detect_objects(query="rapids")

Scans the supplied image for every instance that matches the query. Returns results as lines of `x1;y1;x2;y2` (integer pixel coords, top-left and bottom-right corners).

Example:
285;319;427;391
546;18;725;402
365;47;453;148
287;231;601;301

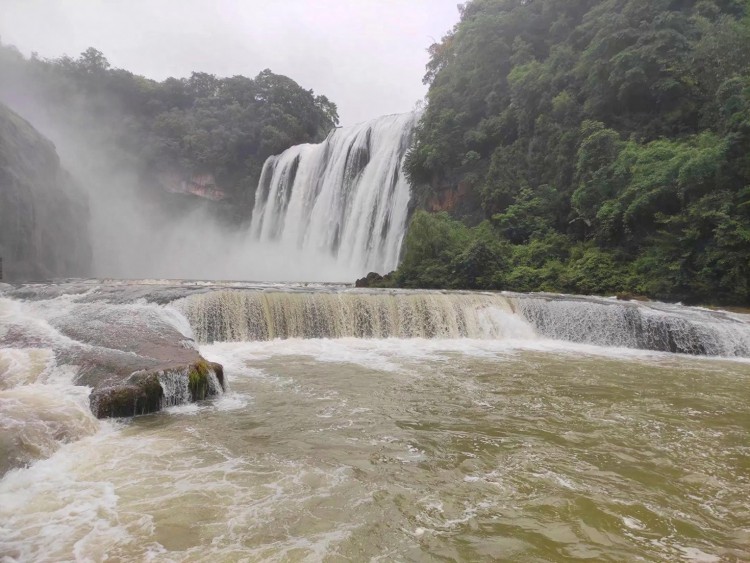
1;280;749;561
175;287;750;357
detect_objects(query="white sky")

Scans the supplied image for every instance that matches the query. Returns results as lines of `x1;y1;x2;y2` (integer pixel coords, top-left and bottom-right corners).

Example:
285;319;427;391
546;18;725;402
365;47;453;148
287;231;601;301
0;0;462;126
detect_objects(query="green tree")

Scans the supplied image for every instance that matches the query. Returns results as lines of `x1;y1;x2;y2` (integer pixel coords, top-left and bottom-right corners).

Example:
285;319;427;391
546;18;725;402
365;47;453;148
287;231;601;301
396;0;750;305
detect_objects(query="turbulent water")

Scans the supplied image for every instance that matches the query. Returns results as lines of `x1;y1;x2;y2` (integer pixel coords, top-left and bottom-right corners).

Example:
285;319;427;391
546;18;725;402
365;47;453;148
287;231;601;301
177;288;750;357
250;113;418;276
1;280;749;561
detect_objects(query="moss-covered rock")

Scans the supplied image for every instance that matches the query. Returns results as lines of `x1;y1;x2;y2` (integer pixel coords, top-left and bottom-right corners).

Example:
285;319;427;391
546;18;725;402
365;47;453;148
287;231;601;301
89;357;225;419
188;359;211;401
90;382;162;418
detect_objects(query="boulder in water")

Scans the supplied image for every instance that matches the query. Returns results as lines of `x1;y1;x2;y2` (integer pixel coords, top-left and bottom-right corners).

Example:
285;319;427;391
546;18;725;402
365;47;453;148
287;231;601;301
90;360;224;418
1;281;227;419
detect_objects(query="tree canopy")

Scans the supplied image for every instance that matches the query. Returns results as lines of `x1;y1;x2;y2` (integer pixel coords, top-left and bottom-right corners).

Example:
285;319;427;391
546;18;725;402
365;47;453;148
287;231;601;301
392;0;750;305
0;43;339;215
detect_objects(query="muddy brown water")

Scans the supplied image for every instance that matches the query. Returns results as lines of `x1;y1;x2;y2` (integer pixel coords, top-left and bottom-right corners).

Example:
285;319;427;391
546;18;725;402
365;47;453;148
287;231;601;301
2;338;748;561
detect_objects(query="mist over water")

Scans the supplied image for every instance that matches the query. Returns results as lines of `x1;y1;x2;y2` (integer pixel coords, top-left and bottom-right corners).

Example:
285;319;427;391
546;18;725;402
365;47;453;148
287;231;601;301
0;87;417;281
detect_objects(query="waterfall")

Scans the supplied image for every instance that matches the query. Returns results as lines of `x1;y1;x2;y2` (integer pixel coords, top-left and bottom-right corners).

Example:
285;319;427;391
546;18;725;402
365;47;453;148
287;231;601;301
176;289;750;358
515;297;750;357
158;369;192;408
249;112;418;276
157;366;224;408
177;290;529;342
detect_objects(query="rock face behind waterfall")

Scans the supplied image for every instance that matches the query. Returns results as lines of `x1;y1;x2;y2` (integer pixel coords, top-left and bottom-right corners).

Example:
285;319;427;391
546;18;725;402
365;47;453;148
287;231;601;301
0;103;91;280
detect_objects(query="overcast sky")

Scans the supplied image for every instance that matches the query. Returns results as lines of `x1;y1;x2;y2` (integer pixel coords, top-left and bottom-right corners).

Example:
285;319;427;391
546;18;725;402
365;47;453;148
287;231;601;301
1;0;461;126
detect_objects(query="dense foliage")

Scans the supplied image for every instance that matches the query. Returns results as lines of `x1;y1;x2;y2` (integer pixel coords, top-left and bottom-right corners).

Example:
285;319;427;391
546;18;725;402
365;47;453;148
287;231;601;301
0;42;338;213
395;0;750;305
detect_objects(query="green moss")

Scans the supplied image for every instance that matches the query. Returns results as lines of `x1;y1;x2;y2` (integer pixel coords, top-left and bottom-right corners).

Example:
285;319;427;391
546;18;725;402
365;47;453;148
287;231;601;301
188;360;211;401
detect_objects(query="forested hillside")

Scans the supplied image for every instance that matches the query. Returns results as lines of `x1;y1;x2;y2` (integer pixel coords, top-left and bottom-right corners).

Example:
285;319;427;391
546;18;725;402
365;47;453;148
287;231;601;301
392;0;750;305
0;43;338;215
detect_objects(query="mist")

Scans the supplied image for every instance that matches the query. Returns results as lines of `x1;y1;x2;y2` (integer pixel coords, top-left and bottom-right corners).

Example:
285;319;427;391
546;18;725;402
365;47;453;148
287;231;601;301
6;100;357;282
0;3;461;282
0;57;409;282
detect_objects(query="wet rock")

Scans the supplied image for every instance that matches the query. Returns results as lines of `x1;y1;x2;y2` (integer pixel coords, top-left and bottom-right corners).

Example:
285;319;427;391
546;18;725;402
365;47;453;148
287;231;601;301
0;102;91;280
0;285;226;419
89;361;225;418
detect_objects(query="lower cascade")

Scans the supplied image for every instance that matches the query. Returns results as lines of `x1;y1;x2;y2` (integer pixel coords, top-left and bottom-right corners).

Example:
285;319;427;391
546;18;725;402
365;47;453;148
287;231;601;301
158;367;224;408
176;289;750;357
249;112;418;276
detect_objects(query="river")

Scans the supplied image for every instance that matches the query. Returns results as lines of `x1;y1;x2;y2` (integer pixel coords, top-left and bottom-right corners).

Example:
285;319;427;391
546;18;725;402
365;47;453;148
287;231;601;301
1;280;749;561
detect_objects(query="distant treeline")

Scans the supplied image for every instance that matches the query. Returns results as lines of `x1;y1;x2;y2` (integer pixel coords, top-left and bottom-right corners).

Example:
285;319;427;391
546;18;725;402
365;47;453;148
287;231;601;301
0;42;338;212
385;0;750;305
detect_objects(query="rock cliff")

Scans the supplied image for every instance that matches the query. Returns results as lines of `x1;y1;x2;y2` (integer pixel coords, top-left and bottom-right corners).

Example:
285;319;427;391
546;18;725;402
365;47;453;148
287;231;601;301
0;103;91;280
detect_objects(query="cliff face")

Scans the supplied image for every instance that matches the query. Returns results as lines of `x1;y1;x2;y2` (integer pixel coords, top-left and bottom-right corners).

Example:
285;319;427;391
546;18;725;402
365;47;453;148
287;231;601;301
157;171;228;201
423;177;484;226
0;103;91;280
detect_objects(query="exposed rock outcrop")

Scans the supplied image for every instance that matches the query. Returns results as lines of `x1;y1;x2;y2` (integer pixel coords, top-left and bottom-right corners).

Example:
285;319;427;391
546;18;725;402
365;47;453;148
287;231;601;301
422;177;484;225
0;281;225;419
426;181;471;213
0;102;91;280
158;170;227;201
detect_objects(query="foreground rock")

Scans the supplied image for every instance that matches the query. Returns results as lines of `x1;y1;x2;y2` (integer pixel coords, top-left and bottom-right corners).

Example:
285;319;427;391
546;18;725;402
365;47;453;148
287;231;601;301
65;306;226;418
0;284;225;419
88;359;224;418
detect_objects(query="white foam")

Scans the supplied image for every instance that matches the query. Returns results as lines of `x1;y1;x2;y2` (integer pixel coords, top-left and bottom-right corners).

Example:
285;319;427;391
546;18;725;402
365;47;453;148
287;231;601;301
200;336;750;380
0;348;55;389
160;304;196;341
0;423;134;561
677;546;720;562
0;382;99;472
214;393;249;411
163;403;201;416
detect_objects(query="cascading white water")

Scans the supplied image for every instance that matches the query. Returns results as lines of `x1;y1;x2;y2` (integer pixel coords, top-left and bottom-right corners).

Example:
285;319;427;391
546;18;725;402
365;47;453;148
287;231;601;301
175;289;750;357
157;366;224;408
177;290;532;342
157;369;192;408
515;297;750;357
249;112;418;277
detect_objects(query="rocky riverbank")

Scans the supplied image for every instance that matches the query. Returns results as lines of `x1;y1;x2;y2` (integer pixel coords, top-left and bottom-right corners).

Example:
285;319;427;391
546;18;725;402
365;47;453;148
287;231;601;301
0;281;225;422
